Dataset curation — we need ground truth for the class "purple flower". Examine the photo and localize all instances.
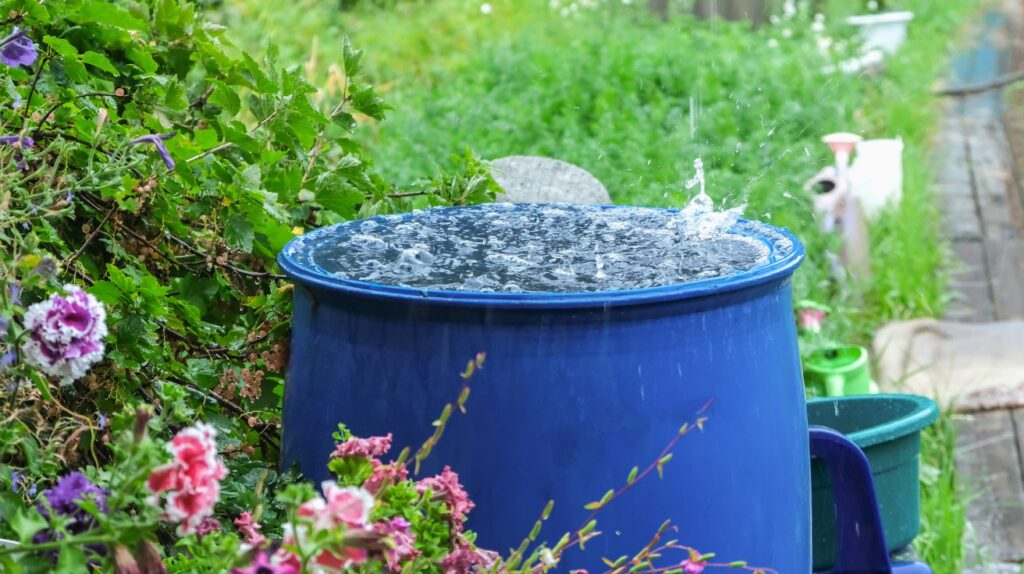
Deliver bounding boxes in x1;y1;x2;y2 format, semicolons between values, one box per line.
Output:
0;134;33;170
7;283;21;306
0;315;7;334
40;472;108;518
35;472;108;561
0;28;38;68
20;284;107;385
0;350;15;371
129;133;176;171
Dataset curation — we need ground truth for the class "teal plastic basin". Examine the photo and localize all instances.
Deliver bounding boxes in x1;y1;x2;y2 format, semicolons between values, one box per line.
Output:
807;394;939;571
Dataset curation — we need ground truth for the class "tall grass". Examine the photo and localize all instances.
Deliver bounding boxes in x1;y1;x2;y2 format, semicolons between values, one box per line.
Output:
917;414;968;572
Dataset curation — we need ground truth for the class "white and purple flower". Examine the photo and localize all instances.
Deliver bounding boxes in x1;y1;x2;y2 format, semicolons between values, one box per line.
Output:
20;284;107;385
0;27;38;68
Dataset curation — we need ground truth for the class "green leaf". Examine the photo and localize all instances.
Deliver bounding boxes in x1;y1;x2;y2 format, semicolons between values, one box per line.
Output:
342;37;362;78
9;509;47;544
209;81;241;115
55;545;87;574
349;84;386;121
316;186;364;218
43;36;79;58
225;214;255;253
88;281;122;305
126;45;158;74
74;1;147;30
241;165;262;191
29;372;53;402
81;51;119;76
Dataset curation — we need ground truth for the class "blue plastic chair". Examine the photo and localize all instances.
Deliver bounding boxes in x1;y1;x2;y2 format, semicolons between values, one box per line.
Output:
810;427;931;574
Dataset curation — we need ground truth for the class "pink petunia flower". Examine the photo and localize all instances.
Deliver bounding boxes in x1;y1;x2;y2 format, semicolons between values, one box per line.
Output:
364;460;408;495
440;540;499;574
234;511;266;547
374;517;419;572
194;516;222;539
417;466;475;532
147;423;228;536
21;284;107;385
331;433;393;459
276;483;376;572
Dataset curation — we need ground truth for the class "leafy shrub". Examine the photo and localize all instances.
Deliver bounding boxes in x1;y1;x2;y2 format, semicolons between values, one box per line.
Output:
0;0;497;565
0;0;495;466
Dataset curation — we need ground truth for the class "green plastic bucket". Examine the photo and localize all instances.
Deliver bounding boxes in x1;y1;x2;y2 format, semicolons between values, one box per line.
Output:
807;394;939;571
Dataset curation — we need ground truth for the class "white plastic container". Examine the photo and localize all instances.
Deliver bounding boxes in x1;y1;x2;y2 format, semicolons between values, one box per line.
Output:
846;11;914;55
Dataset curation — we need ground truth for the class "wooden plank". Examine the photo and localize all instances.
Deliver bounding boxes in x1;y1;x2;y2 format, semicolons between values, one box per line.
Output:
940;194;984;241
965;118;1021;237
955;410;1024;562
946;239;996;322
987;237;1024;319
962;116;1024;319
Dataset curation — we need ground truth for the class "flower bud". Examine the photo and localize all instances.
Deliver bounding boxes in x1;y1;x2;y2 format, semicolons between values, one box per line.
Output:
133;407;152;443
113;545;140;574
137;540;167;574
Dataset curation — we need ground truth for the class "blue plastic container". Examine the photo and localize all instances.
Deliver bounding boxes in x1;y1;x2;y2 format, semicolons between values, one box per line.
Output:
279;205;808;573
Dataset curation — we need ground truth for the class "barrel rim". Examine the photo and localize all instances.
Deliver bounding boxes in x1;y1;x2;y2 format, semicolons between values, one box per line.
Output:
277;204;805;309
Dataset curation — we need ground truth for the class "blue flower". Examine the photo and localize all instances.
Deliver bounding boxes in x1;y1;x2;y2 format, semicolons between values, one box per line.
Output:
0;134;33;170
0;350;15;370
129;133;176;171
0;28;38;68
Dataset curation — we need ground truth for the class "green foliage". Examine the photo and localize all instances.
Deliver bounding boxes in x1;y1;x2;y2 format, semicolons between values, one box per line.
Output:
0;0;496;467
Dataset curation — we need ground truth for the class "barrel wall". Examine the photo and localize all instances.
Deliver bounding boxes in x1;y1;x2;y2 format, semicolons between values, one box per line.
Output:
282;276;810;573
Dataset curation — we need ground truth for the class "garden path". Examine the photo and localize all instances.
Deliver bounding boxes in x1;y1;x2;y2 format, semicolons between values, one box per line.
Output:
936;0;1024;570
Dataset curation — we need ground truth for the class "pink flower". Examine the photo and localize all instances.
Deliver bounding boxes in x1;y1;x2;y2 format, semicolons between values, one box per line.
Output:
375;517;419;572
681;550;707;574
418;467;475;532
331;434;393;459
276;483;376;572
364;460;408;494
194;516;222;538
234;512;266;547
21;284;107;385
232;550;298;574
299;481;373;530
798;307;826;333
147;423;228;536
441;540;499;574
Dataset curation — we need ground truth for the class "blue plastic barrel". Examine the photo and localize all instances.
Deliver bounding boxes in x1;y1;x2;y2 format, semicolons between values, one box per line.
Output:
279;205;808;573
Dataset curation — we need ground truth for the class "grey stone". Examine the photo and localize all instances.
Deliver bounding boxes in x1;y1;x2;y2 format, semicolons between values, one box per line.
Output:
491;156;611;205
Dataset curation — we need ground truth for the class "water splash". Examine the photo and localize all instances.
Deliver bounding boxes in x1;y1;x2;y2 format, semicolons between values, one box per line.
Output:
679;158;745;239
292;203;774;293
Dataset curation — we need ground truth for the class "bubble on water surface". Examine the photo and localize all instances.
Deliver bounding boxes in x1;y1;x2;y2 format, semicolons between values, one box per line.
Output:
291;203;781;293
